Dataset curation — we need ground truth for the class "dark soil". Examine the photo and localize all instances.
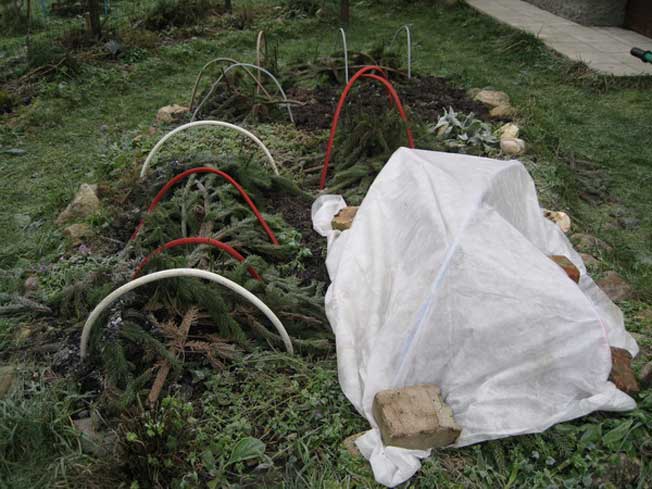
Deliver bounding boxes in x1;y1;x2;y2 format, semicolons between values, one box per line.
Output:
288;75;490;131
265;192;329;286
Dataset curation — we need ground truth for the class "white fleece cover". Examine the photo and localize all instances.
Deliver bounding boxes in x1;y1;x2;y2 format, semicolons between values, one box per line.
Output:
311;148;638;487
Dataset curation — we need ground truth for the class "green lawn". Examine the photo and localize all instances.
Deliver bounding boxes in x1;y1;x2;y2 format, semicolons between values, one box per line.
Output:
1;1;651;487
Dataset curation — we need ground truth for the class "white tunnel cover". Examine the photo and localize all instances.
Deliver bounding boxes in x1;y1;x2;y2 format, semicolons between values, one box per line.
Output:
312;148;638;487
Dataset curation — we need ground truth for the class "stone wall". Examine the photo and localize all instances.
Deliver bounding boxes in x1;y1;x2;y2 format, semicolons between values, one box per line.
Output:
524;0;627;26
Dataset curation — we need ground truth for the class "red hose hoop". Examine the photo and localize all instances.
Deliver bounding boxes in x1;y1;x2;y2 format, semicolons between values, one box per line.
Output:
132;237;262;280
319;66;415;190
130;167;279;246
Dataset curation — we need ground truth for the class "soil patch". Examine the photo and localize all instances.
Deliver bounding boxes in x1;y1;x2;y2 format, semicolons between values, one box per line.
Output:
288;75;489;131
265;191;328;285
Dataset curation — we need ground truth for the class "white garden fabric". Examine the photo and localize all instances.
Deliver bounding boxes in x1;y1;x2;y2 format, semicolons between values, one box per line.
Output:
311;148;638;487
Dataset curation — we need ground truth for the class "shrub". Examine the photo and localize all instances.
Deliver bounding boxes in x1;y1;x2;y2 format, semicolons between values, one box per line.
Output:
143;0;220;31
0;0;30;35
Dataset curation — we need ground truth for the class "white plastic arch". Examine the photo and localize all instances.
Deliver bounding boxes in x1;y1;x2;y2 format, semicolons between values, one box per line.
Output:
140;120;279;177
79;268;294;358
256;31;267;82
390;25;412;79
337;28;349;83
191;63;295;124
189;57;273;111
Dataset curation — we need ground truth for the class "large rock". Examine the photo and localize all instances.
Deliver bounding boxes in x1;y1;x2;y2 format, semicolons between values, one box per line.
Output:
543;210;571;233
498;123;520;140
609;347;639;396
56;184;100;225
489;104;516;119
500;137;526;156
64;223;92;245
372;384;461;450
571;233;612;253
473;90;510;109
0;366;16;399
156;104;189;124
597;271;633;302
549;255;580;283
580;253;600;268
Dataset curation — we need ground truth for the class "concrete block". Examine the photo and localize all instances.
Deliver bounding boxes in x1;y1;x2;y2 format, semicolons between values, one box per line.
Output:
372;384;461;450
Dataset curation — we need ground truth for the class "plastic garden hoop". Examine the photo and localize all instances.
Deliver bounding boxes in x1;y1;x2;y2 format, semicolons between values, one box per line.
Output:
79;268;293;358
132;237;262;280
389;25;412;79
189;57;273;111
336;27;349;83
319;66;415;189
140;121;279;177
130;166;279;245
191;63;295;124
256;31;268;96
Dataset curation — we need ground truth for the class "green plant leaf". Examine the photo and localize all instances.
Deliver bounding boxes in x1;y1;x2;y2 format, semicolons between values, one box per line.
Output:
602;419;633;450
226;436;265;466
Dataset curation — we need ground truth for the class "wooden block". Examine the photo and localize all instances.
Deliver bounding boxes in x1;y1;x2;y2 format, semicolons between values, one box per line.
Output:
331;206;359;231
372;384;461;450
549;255;580;283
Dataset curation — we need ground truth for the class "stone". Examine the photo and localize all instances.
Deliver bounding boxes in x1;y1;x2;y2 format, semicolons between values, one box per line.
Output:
597;271;633;302
489;104;516;119
500;137;526;156
56;184;100;225
466;88;481;99
156;104;189;124
473;89;510;109
609;347;639;396
24;276;39;292
372;384;461;450
332;206;359;231
342;432;364;457
73;417;117;457
580;253;600;268
4;148;26;156
498;122;520;140
0;366;16;399
571;233;613;253
543;210;571;233
549;255;580;283
640;362;652;389
64;223;92;245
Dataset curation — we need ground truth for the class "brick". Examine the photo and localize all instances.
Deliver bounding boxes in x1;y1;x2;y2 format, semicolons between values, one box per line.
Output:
549;255;580;283
372;384;461;450
609;347;640;396
331;206;359;231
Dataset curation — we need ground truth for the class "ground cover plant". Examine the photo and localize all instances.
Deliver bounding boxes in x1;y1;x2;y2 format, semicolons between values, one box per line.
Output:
1;0;652;487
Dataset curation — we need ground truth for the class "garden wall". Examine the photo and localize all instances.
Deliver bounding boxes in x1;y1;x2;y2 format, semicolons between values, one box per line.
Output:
524;0;626;26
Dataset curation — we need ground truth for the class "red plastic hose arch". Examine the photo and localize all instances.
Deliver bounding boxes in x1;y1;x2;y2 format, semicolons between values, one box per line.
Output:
319;66;415;190
129;167;279;246
132;237;262;280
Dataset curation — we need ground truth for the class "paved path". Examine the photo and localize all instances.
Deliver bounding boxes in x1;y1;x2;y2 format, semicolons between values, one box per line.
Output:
466;0;652;76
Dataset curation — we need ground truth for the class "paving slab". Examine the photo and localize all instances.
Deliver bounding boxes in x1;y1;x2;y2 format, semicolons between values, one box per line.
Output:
466;0;652;76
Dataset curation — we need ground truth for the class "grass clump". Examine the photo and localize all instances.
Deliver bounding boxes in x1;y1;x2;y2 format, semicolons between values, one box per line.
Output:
0;372;87;488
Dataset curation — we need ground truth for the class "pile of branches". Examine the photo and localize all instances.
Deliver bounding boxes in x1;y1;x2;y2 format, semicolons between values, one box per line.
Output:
58;159;330;412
